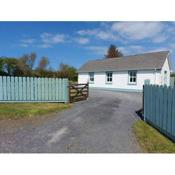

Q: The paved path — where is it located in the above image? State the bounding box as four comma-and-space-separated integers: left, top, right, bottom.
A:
0, 90, 142, 153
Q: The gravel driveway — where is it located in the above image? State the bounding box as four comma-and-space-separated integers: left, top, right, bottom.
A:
0, 89, 142, 153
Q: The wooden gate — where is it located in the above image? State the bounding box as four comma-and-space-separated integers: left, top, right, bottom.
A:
68, 83, 89, 103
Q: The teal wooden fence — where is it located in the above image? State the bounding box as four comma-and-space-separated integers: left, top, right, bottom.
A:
144, 85, 175, 141
0, 76, 69, 103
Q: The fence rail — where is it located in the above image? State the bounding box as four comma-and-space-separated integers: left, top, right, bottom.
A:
0, 76, 69, 103
144, 85, 175, 141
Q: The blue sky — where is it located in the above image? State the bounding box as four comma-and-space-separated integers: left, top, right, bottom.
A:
0, 22, 175, 70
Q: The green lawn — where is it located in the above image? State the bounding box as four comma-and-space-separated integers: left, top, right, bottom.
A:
133, 120, 175, 153
0, 103, 71, 119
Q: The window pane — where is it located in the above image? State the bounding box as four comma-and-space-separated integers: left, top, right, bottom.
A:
89, 72, 94, 82
106, 72, 112, 82
129, 71, 137, 83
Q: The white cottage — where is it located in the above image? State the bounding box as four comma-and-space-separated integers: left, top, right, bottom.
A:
78, 51, 172, 92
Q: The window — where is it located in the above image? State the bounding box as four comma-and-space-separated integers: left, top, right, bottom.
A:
128, 71, 137, 84
106, 72, 113, 83
89, 72, 94, 83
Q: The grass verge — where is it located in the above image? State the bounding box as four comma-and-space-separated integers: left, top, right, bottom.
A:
0, 103, 71, 120
133, 120, 175, 153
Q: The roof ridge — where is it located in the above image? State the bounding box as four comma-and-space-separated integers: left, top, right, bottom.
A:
99, 50, 170, 61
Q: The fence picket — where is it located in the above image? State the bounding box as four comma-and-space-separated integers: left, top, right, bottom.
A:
52, 78, 55, 101
30, 77, 34, 101
3, 76, 7, 100
7, 76, 11, 100
172, 87, 175, 135
155, 86, 159, 126
10, 76, 15, 101
26, 77, 30, 101
42, 78, 45, 101
48, 78, 51, 101
19, 77, 22, 100
45, 78, 48, 101
0, 76, 2, 100
14, 77, 19, 101
167, 87, 172, 134
34, 78, 38, 101
56, 78, 59, 100
58, 79, 62, 101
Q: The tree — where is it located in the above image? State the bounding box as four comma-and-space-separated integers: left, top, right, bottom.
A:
17, 52, 37, 76
105, 44, 123, 58
37, 57, 49, 71
35, 57, 50, 77
28, 52, 36, 70
0, 58, 4, 75
58, 63, 77, 81
0, 53, 77, 80
0, 57, 19, 76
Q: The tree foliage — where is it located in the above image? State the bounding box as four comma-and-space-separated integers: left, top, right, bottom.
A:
171, 73, 175, 77
58, 63, 77, 82
105, 44, 123, 58
37, 57, 49, 71
0, 53, 77, 81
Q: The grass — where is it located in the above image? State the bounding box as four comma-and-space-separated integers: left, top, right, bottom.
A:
133, 120, 175, 153
0, 103, 71, 119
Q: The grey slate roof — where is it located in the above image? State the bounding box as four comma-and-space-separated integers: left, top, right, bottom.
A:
78, 51, 170, 73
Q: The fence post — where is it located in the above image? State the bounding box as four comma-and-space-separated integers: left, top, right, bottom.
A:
87, 82, 89, 99
65, 80, 70, 103
65, 79, 69, 103
143, 85, 145, 121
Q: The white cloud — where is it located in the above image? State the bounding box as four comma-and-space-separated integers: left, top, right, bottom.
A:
112, 22, 166, 42
19, 38, 36, 47
152, 35, 167, 43
85, 46, 107, 55
118, 45, 145, 55
40, 32, 66, 44
77, 29, 98, 35
77, 28, 118, 41
169, 43, 175, 49
147, 47, 170, 53
96, 31, 118, 40
21, 38, 36, 44
75, 37, 90, 44
19, 43, 29, 47
77, 22, 169, 43
85, 44, 146, 56
38, 43, 52, 48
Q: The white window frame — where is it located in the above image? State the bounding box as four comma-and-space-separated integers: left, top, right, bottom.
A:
106, 72, 113, 84
128, 71, 137, 85
89, 72, 94, 83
